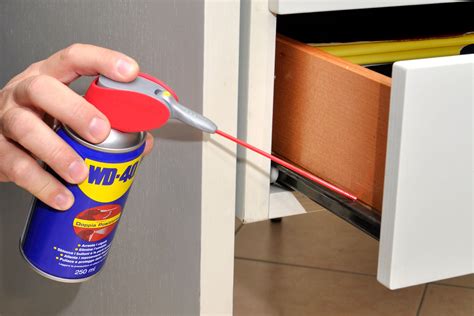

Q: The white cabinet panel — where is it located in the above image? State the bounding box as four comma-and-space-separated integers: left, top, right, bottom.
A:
378, 54, 474, 289
236, 0, 276, 222
269, 0, 465, 15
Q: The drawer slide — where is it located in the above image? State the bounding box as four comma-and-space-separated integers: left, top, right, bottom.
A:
274, 163, 381, 240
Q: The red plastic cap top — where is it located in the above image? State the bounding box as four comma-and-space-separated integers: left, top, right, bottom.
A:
84, 73, 179, 133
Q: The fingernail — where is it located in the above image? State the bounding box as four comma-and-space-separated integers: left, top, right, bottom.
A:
89, 116, 109, 142
55, 191, 74, 210
68, 160, 88, 183
116, 58, 136, 77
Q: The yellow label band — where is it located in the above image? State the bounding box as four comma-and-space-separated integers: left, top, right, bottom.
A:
73, 213, 121, 229
78, 156, 142, 203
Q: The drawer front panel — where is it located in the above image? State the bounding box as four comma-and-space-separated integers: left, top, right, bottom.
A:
269, 0, 465, 15
378, 54, 474, 289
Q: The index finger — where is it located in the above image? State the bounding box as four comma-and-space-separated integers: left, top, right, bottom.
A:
39, 43, 140, 84
13, 75, 110, 143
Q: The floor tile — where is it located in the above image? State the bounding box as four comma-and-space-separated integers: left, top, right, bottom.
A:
234, 259, 424, 316
235, 210, 379, 275
419, 284, 473, 316
435, 274, 474, 289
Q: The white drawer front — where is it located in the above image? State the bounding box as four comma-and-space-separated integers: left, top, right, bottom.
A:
378, 54, 474, 289
269, 0, 465, 15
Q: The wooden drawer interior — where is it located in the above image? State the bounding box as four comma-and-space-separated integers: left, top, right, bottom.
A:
271, 3, 473, 213
273, 35, 391, 212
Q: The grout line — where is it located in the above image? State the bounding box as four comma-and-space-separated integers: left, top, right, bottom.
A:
234, 224, 244, 235
430, 282, 474, 290
416, 284, 428, 316
235, 256, 377, 277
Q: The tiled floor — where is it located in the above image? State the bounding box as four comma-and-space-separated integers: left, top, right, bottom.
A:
233, 195, 473, 316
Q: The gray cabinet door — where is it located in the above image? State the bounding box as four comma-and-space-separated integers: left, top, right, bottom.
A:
0, 1, 204, 315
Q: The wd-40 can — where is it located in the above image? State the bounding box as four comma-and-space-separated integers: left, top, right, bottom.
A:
20, 125, 145, 282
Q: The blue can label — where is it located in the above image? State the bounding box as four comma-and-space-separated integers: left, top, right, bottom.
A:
21, 127, 144, 281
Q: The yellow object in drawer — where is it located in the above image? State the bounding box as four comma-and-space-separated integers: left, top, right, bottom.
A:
309, 33, 474, 64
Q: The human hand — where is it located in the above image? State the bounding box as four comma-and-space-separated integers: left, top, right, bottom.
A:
0, 44, 154, 210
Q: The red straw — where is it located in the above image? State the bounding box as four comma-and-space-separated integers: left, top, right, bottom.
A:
216, 130, 357, 201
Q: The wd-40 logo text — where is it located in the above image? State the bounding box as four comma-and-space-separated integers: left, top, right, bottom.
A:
78, 156, 142, 202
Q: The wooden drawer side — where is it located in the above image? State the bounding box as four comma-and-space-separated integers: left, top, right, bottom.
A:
272, 35, 392, 211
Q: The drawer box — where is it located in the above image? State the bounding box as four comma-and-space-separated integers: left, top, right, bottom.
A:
272, 35, 391, 212
271, 34, 473, 288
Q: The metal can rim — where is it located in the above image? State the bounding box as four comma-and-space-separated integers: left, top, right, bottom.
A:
63, 125, 146, 154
